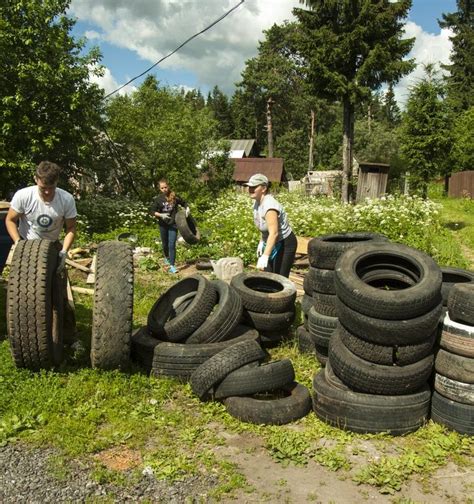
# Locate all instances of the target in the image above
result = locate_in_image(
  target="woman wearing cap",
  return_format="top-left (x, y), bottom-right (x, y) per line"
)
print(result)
top-left (150, 179), bottom-right (190, 274)
top-left (245, 173), bottom-right (297, 278)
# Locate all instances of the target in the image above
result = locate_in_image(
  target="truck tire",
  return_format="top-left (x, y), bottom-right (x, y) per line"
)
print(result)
top-left (91, 241), bottom-right (134, 370)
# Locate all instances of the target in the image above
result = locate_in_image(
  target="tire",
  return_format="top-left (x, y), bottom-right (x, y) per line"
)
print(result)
top-left (308, 232), bottom-right (388, 269)
top-left (338, 322), bottom-right (435, 366)
top-left (315, 347), bottom-right (328, 367)
top-left (242, 309), bottom-right (295, 332)
top-left (308, 267), bottom-right (335, 294)
top-left (297, 326), bottom-right (315, 354)
top-left (131, 326), bottom-right (162, 371)
top-left (434, 373), bottom-right (474, 405)
top-left (91, 241), bottom-right (134, 370)
top-left (336, 297), bottom-right (442, 345)
top-left (307, 307), bottom-right (338, 347)
top-left (223, 382), bottom-right (312, 425)
top-left (435, 349), bottom-right (474, 384)
top-left (447, 283), bottom-right (474, 325)
top-left (151, 325), bottom-right (260, 380)
top-left (313, 292), bottom-right (337, 317)
top-left (334, 243), bottom-right (442, 320)
top-left (7, 240), bottom-right (63, 370)
top-left (329, 330), bottom-right (434, 395)
top-left (230, 272), bottom-right (296, 313)
top-left (312, 370), bottom-right (430, 435)
top-left (175, 209), bottom-right (200, 244)
top-left (185, 280), bottom-right (243, 344)
top-left (147, 275), bottom-right (217, 341)
top-left (431, 391), bottom-right (474, 435)
top-left (441, 266), bottom-right (474, 306)
top-left (440, 311), bottom-right (474, 357)
top-left (190, 339), bottom-right (266, 399)
top-left (195, 259), bottom-right (213, 271)
top-left (214, 359), bottom-right (295, 399)
top-left (301, 294), bottom-right (314, 315)
top-left (259, 329), bottom-right (292, 347)
top-left (303, 273), bottom-right (313, 296)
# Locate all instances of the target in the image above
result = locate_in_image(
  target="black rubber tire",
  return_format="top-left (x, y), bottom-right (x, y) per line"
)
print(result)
top-left (338, 322), bottom-right (436, 366)
top-left (230, 272), bottom-right (296, 314)
top-left (223, 382), bottom-right (312, 425)
top-left (308, 232), bottom-right (388, 269)
top-left (91, 241), bottom-right (134, 370)
top-left (315, 347), bottom-right (328, 367)
top-left (334, 242), bottom-right (442, 320)
top-left (307, 307), bottom-right (338, 347)
top-left (185, 280), bottom-right (243, 344)
top-left (259, 329), bottom-right (292, 347)
top-left (313, 292), bottom-right (337, 317)
top-left (335, 297), bottom-right (442, 345)
top-left (329, 330), bottom-right (434, 395)
top-left (435, 349), bottom-right (474, 384)
top-left (147, 275), bottom-right (217, 341)
top-left (175, 209), bottom-right (200, 244)
top-left (447, 283), bottom-right (474, 325)
top-left (308, 267), bottom-right (335, 294)
top-left (150, 325), bottom-right (260, 380)
top-left (195, 259), bottom-right (213, 271)
top-left (242, 309), bottom-right (295, 332)
top-left (441, 266), bottom-right (474, 306)
top-left (303, 273), bottom-right (313, 296)
top-left (7, 240), bottom-right (63, 370)
top-left (440, 312), bottom-right (474, 357)
top-left (431, 391), bottom-right (474, 435)
top-left (312, 370), bottom-right (430, 435)
top-left (130, 326), bottom-right (161, 371)
top-left (301, 294), bottom-right (314, 315)
top-left (434, 373), bottom-right (474, 405)
top-left (296, 326), bottom-right (315, 354)
top-left (214, 359), bottom-right (295, 399)
top-left (190, 339), bottom-right (266, 399)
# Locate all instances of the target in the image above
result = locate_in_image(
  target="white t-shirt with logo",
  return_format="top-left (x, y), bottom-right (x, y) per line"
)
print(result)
top-left (10, 186), bottom-right (77, 241)
top-left (253, 194), bottom-right (292, 242)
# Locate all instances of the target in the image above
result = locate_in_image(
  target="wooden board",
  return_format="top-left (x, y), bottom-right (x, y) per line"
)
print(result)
top-left (296, 236), bottom-right (311, 255)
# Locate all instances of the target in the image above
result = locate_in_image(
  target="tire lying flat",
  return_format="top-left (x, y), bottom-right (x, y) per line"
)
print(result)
top-left (440, 266), bottom-right (474, 306)
top-left (439, 311), bottom-right (474, 357)
top-left (431, 391), bottom-right (474, 435)
top-left (447, 283), bottom-right (474, 325)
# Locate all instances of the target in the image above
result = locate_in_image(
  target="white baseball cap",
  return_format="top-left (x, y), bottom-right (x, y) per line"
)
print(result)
top-left (244, 173), bottom-right (269, 187)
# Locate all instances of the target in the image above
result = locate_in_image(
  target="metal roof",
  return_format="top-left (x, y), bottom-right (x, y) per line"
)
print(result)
top-left (229, 139), bottom-right (256, 158)
top-left (232, 158), bottom-right (286, 183)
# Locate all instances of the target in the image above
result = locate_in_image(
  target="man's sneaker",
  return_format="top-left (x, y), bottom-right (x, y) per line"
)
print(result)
top-left (169, 265), bottom-right (178, 274)
top-left (163, 258), bottom-right (170, 265)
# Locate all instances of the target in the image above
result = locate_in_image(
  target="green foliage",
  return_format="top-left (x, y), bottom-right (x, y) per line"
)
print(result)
top-left (265, 429), bottom-right (314, 466)
top-left (0, 0), bottom-right (105, 197)
top-left (354, 118), bottom-right (400, 164)
top-left (451, 106), bottom-right (474, 172)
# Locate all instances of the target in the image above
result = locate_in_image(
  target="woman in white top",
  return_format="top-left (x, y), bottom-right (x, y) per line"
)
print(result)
top-left (244, 173), bottom-right (297, 278)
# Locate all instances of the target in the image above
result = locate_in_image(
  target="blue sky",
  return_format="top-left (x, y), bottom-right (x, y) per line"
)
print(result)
top-left (69, 0), bottom-right (457, 102)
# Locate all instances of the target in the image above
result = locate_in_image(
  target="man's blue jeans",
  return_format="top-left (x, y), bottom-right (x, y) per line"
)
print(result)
top-left (159, 224), bottom-right (177, 266)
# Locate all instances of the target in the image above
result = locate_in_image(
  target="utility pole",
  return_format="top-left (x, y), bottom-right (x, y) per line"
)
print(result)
top-left (308, 109), bottom-right (315, 171)
top-left (266, 97), bottom-right (275, 158)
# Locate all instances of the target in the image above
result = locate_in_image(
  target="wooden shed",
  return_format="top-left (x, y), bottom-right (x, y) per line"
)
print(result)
top-left (355, 162), bottom-right (390, 202)
top-left (232, 158), bottom-right (287, 187)
top-left (449, 171), bottom-right (474, 198)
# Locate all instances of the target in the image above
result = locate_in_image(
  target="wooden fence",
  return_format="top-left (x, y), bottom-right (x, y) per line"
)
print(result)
top-left (449, 171), bottom-right (474, 198)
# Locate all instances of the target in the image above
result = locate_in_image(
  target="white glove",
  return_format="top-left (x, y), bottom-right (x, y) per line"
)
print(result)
top-left (256, 254), bottom-right (269, 270)
top-left (161, 214), bottom-right (172, 224)
top-left (57, 250), bottom-right (67, 274)
top-left (256, 240), bottom-right (265, 257)
top-left (185, 207), bottom-right (190, 218)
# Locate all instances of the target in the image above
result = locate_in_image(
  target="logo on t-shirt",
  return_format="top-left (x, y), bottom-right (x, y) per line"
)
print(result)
top-left (37, 214), bottom-right (53, 228)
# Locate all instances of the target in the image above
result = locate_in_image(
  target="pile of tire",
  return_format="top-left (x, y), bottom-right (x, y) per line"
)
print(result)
top-left (432, 283), bottom-right (474, 435)
top-left (312, 242), bottom-right (442, 435)
top-left (230, 271), bottom-right (297, 347)
top-left (297, 232), bottom-right (388, 366)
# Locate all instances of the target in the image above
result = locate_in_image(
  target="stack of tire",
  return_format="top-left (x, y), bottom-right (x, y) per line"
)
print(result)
top-left (297, 232), bottom-right (388, 366)
top-left (312, 242), bottom-right (442, 435)
top-left (432, 283), bottom-right (474, 435)
top-left (230, 271), bottom-right (297, 347)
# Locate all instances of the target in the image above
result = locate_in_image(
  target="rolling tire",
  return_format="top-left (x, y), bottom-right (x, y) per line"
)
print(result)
top-left (214, 359), bottom-right (295, 399)
top-left (440, 311), bottom-right (474, 357)
top-left (434, 373), bottom-right (474, 405)
top-left (91, 241), bottom-right (134, 370)
top-left (223, 382), bottom-right (312, 425)
top-left (147, 275), bottom-right (217, 341)
top-left (190, 339), bottom-right (265, 399)
top-left (329, 330), bottom-right (434, 395)
top-left (175, 209), bottom-right (200, 244)
top-left (185, 280), bottom-right (243, 344)
top-left (435, 349), bottom-right (474, 384)
top-left (335, 297), bottom-right (442, 345)
top-left (440, 266), bottom-right (474, 305)
top-left (431, 391), bottom-right (474, 435)
top-left (230, 272), bottom-right (296, 313)
top-left (447, 283), bottom-right (474, 325)
top-left (7, 239), bottom-right (63, 370)
top-left (334, 243), bottom-right (442, 320)
top-left (308, 232), bottom-right (388, 269)
top-left (312, 370), bottom-right (430, 435)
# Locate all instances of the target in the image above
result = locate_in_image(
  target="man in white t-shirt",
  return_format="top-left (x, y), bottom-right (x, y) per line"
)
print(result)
top-left (6, 161), bottom-right (77, 273)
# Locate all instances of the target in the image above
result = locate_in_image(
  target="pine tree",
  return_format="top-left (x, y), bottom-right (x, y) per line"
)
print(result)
top-left (207, 86), bottom-right (233, 137)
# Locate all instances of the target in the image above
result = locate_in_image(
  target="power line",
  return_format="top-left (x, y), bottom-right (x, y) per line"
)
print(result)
top-left (103, 0), bottom-right (245, 99)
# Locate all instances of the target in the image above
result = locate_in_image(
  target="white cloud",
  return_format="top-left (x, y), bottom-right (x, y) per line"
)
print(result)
top-left (89, 66), bottom-right (137, 96)
top-left (70, 0), bottom-right (300, 93)
top-left (393, 22), bottom-right (453, 106)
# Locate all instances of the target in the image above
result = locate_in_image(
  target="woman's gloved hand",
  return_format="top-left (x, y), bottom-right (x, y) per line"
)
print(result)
top-left (256, 240), bottom-right (265, 257)
top-left (256, 254), bottom-right (269, 270)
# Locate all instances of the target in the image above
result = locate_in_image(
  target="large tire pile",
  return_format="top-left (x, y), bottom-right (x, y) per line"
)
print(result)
top-left (432, 283), bottom-right (474, 435)
top-left (132, 272), bottom-right (311, 425)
